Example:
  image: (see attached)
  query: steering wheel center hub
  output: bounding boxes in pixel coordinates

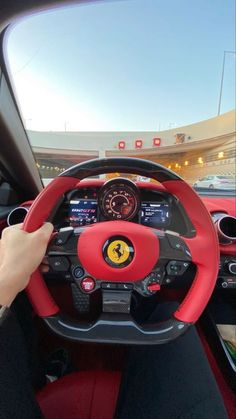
[77,220,159,282]
[103,236,134,268]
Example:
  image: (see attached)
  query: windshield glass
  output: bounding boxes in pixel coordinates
[4,0,236,191]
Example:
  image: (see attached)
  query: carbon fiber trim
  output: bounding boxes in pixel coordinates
[44,312,190,345]
[59,157,180,182]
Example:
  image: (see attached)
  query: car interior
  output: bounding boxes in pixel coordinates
[0,1,235,418]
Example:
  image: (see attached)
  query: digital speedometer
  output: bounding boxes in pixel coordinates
[99,178,140,220]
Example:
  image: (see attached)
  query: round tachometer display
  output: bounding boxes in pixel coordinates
[99,179,140,220]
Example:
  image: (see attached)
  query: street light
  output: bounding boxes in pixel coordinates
[217,50,236,116]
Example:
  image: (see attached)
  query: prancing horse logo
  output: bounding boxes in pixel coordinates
[106,239,132,266]
[113,243,124,260]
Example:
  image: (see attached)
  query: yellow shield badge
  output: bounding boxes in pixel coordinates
[103,237,134,268]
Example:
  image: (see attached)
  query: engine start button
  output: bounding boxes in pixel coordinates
[81,277,95,292]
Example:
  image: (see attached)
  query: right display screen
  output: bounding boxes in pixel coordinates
[140,201,171,227]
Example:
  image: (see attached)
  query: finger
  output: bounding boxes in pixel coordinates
[42,256,49,265]
[34,222,54,241]
[14,223,24,229]
[7,223,23,231]
[2,223,24,237]
[40,222,54,233]
[40,264,50,273]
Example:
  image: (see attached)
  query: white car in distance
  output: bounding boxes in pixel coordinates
[193,175,236,190]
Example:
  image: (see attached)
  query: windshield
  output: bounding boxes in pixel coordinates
[4,0,236,192]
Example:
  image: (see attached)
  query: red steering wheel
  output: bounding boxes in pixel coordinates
[23,158,219,345]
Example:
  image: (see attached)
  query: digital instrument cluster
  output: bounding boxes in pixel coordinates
[69,199,98,227]
[140,202,170,227]
[99,178,140,220]
[67,178,171,228]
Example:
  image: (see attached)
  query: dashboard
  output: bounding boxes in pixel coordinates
[50,178,236,292]
[53,178,195,237]
[5,178,236,292]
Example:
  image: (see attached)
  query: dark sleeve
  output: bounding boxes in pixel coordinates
[0,307,44,419]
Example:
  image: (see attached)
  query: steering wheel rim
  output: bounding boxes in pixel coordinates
[23,157,219,344]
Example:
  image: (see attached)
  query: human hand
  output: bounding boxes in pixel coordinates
[0,222,53,306]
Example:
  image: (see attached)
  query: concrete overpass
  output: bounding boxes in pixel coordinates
[28,110,236,184]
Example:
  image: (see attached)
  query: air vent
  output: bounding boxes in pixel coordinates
[7,207,29,226]
[215,215,236,245]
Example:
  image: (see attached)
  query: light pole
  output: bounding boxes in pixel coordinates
[217,50,236,116]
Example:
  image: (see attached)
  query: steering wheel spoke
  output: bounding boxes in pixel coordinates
[47,226,85,254]
[153,230,192,262]
[102,288,132,314]
[46,226,86,277]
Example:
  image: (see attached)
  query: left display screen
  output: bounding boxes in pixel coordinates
[69,199,98,226]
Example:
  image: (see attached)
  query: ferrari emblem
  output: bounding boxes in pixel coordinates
[103,237,134,267]
[107,240,130,264]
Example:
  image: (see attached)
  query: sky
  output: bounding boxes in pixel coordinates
[4,0,236,132]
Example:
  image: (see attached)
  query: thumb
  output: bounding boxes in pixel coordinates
[34,222,54,241]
